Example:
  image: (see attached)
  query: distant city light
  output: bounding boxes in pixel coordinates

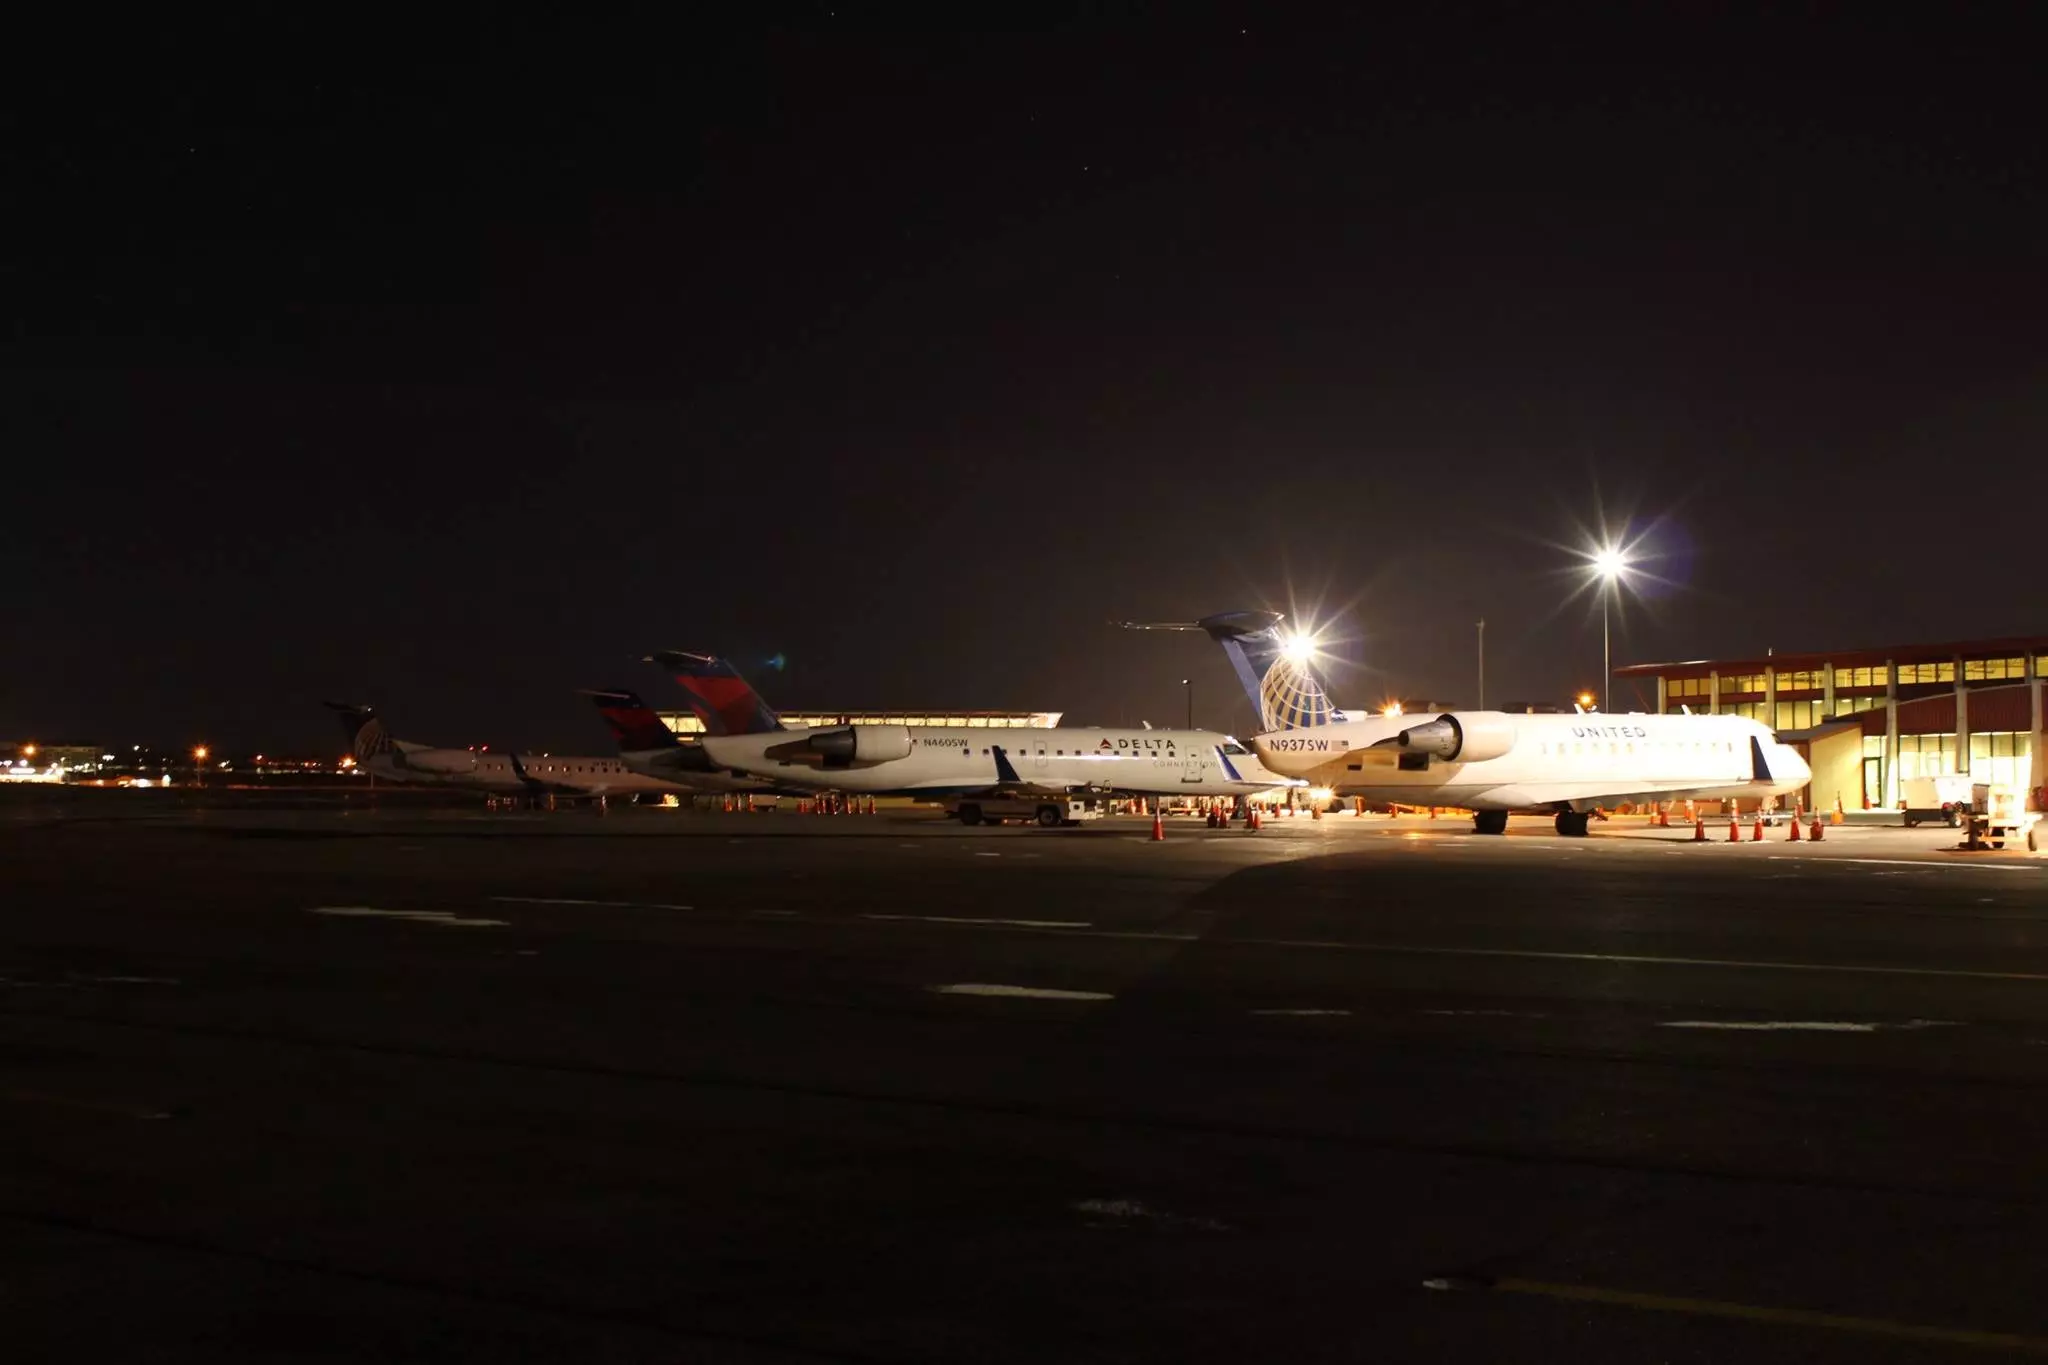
[1381,702,1403,717]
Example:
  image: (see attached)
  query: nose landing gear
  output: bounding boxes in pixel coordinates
[1553,810,1590,838]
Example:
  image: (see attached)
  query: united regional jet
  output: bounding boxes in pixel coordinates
[1183,610,1811,836]
[326,702,686,801]
[636,651,1300,826]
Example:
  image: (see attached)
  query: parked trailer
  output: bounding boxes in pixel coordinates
[1901,775,1981,829]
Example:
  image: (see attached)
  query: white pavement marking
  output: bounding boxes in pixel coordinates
[1251,1008,1352,1017]
[1768,856,2039,873]
[71,975,181,985]
[930,983,1114,1001]
[1423,1008,1548,1018]
[973,852,1003,858]
[1660,1019,1961,1033]
[491,896,695,910]
[853,918,2048,983]
[309,907,508,928]
[866,914,1091,929]
[1071,1198,1230,1232]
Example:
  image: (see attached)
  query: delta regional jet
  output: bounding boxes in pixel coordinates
[631,650,1300,825]
[1155,610,1811,836]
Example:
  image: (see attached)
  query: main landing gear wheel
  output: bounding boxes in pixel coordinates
[1036,805,1063,828]
[1554,810,1590,838]
[1473,810,1509,835]
[958,804,983,826]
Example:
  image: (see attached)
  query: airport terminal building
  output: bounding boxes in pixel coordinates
[1616,638,2047,811]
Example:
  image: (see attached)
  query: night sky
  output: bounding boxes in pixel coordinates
[7,8,2043,753]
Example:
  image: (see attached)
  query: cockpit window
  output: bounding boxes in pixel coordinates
[1220,740,1251,755]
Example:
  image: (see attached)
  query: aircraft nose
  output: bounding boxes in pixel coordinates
[1782,745,1812,787]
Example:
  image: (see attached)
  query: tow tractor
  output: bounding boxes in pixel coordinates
[951,796,1105,828]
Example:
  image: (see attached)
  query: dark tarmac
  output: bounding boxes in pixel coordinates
[5,793,2048,1362]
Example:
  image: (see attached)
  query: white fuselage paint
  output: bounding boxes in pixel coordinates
[1254,711,1811,812]
[699,726,1297,798]
[362,746,687,798]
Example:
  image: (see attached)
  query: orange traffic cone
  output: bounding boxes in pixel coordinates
[1832,795,1844,826]
[1312,802,1323,820]
[1751,814,1764,841]
[1727,816,1740,842]
[1249,806,1261,831]
[866,796,877,816]
[1151,811,1165,841]
[1788,815,1801,841]
[1693,815,1707,842]
[1810,816,1824,842]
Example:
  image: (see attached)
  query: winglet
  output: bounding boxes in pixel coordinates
[991,744,1023,785]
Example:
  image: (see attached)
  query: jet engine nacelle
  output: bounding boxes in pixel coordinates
[403,748,479,775]
[1396,713,1517,764]
[803,725,914,768]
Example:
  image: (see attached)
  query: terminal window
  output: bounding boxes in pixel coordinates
[1963,657,2027,681]
[1897,662,1957,685]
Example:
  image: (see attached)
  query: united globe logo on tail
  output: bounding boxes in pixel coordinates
[1257,655,1340,732]
[1190,610,1344,733]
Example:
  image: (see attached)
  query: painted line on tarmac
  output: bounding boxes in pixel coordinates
[0,1089,178,1121]
[845,915,2048,982]
[1768,856,2039,873]
[1251,1008,1352,1017]
[1425,1275,2048,1356]
[929,983,1114,1001]
[866,914,1091,929]
[491,896,697,911]
[1659,1019,1961,1033]
[308,907,508,928]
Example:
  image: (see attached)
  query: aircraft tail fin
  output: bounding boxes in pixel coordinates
[323,701,394,762]
[648,651,785,736]
[1194,610,1345,732]
[582,688,680,752]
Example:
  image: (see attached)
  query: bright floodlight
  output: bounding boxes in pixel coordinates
[1593,547,1626,579]
[1282,633,1317,663]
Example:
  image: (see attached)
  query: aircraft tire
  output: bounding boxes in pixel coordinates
[1036,805,1063,828]
[1473,810,1508,835]
[958,804,983,826]
[1554,810,1590,838]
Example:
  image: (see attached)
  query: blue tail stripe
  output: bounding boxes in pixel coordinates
[991,744,1023,784]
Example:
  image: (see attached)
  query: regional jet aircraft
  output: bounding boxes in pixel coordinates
[580,687,789,797]
[633,651,1300,826]
[1181,610,1811,835]
[326,703,686,801]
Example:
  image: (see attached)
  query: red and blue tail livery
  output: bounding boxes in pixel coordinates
[582,688,681,752]
[648,651,785,736]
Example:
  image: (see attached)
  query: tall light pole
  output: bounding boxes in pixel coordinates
[1181,678,1192,731]
[1476,619,1485,710]
[1593,548,1626,712]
